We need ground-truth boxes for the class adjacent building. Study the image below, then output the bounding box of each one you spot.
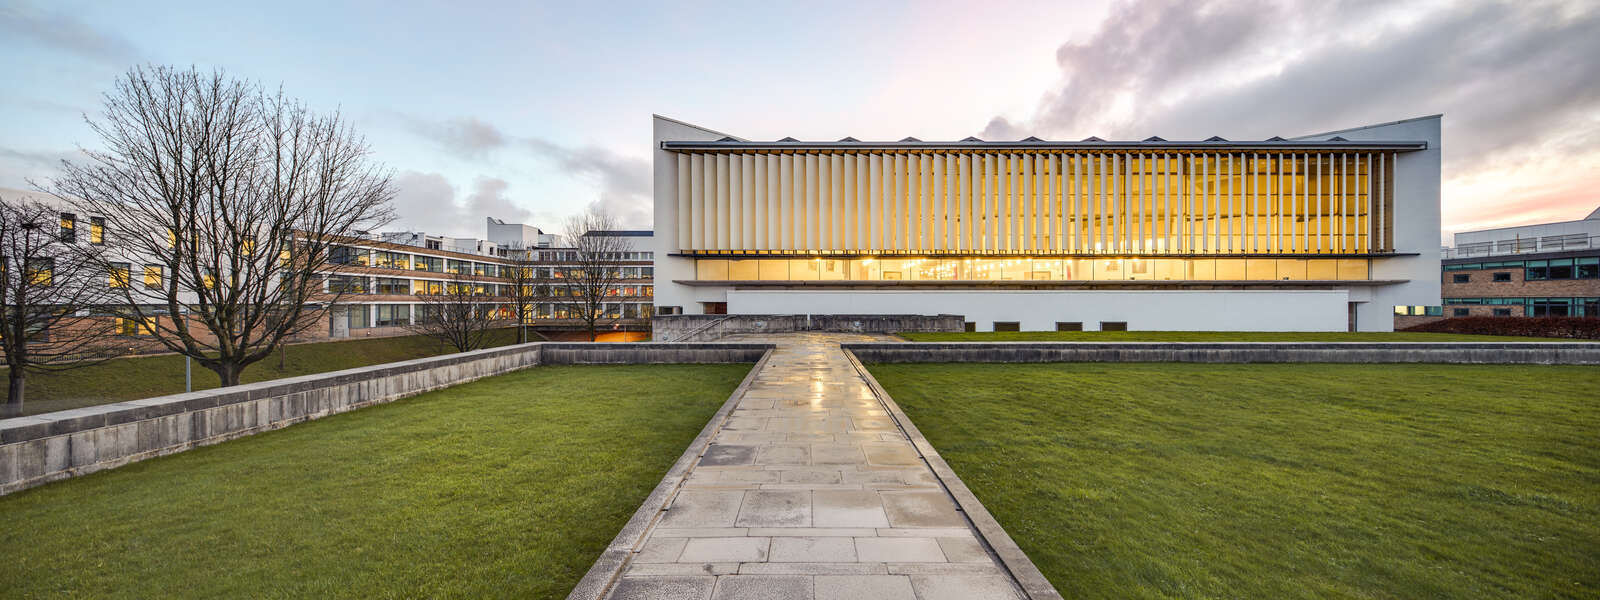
[651,115,1442,332]
[0,185,656,348]
[315,219,654,341]
[1418,206,1600,322]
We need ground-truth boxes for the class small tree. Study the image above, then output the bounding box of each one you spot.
[0,197,121,416]
[52,65,394,387]
[558,207,632,342]
[501,245,541,344]
[407,272,504,352]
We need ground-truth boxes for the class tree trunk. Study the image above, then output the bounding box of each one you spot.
[213,362,243,387]
[3,370,23,418]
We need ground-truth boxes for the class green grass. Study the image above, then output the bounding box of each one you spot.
[8,329,521,416]
[0,363,750,599]
[898,330,1572,342]
[869,362,1600,599]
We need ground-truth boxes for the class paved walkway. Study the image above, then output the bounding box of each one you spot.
[599,333,1025,600]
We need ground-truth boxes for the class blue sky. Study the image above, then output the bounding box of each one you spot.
[3,0,1596,243]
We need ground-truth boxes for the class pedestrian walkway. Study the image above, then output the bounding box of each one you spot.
[594,333,1027,600]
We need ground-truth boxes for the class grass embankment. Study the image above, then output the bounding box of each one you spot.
[870,362,1600,599]
[0,363,751,599]
[898,330,1571,342]
[8,329,521,416]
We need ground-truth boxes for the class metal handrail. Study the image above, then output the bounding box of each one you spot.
[1443,234,1599,259]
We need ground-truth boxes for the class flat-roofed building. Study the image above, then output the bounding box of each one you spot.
[650,115,1442,332]
[1419,206,1600,323]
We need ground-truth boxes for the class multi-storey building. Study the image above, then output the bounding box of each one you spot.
[1412,206,1600,324]
[651,115,1441,332]
[319,221,654,341]
[0,187,656,347]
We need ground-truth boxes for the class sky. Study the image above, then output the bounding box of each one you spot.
[2,0,1595,246]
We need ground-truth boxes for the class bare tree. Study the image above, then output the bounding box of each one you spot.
[49,65,395,387]
[0,197,122,416]
[500,244,542,344]
[559,208,632,342]
[407,272,504,352]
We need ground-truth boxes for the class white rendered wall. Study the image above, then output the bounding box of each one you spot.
[727,289,1351,332]
[1297,115,1441,331]
[653,115,737,314]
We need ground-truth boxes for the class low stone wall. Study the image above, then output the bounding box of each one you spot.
[653,314,964,342]
[844,342,1600,364]
[0,342,772,496]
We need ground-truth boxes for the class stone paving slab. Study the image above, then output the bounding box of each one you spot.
[582,333,1043,600]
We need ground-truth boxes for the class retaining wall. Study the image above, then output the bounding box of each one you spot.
[844,342,1600,364]
[0,342,771,496]
[653,314,964,341]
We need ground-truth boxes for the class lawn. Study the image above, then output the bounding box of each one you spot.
[898,330,1572,342]
[6,328,521,416]
[868,362,1600,599]
[0,363,751,599]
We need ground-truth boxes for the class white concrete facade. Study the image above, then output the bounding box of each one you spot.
[728,289,1350,332]
[652,115,1442,332]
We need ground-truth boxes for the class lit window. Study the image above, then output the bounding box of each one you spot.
[109,262,131,288]
[90,217,105,245]
[59,213,75,243]
[26,258,53,286]
[144,265,163,289]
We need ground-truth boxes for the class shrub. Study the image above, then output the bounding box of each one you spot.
[1400,316,1600,339]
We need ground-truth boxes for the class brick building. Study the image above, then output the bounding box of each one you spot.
[1398,205,1600,328]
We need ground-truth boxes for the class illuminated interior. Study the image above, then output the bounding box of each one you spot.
[693,257,1371,281]
[675,150,1395,256]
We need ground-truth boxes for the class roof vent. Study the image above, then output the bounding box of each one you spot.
[1204,135,1228,142]
[1327,136,1349,141]
[776,136,800,142]
[837,136,860,142]
[899,136,922,142]
[960,136,983,142]
[1142,136,1166,142]
[1264,136,1287,141]
[1081,136,1105,142]
[1020,136,1044,142]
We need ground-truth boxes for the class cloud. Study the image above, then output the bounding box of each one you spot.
[525,139,651,228]
[390,172,532,238]
[0,3,141,64]
[403,116,508,159]
[0,147,86,189]
[403,115,653,229]
[987,0,1600,237]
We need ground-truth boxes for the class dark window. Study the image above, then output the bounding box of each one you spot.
[1452,308,1469,317]
[1493,308,1513,317]
[992,321,1020,332]
[702,302,726,315]
[59,213,76,243]
[1451,273,1470,283]
[1055,321,1083,331]
[1492,272,1512,282]
[1100,321,1129,331]
[1525,260,1548,280]
[1548,259,1575,279]
[963,321,976,332]
[374,304,410,327]
[1530,300,1572,317]
[1578,259,1599,279]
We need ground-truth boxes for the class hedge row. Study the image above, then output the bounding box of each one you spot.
[1400,316,1600,339]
